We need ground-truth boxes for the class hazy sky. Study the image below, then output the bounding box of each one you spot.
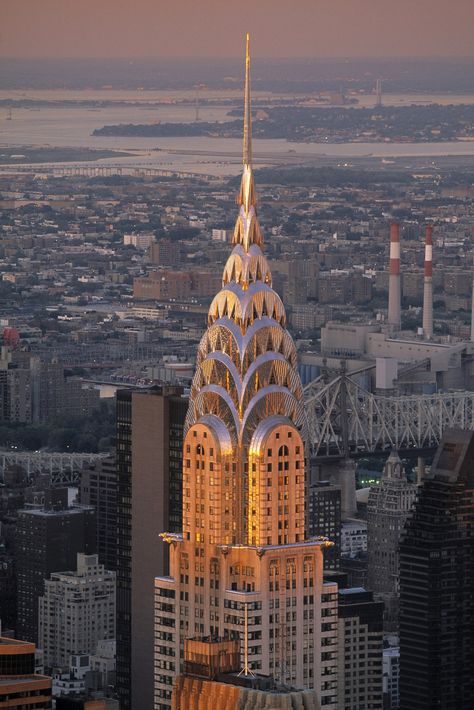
[2,0,474,58]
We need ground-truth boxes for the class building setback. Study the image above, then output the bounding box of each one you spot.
[115,386,186,710]
[16,489,96,644]
[38,553,115,669]
[171,637,320,709]
[399,429,474,709]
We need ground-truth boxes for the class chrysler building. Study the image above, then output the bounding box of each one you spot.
[154,35,338,709]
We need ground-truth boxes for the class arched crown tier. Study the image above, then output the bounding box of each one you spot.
[184,34,307,454]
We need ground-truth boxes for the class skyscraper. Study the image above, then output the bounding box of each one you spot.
[115,386,186,710]
[399,429,474,709]
[80,456,118,571]
[16,488,96,644]
[154,36,338,710]
[336,588,384,710]
[367,451,418,628]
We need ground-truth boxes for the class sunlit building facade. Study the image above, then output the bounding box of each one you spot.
[154,37,338,710]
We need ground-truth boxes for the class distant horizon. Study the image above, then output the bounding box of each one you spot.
[2,55,474,61]
[2,54,474,93]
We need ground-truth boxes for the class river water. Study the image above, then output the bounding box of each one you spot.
[2,90,474,176]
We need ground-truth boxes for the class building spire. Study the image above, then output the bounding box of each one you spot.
[237,33,258,231]
[243,32,252,167]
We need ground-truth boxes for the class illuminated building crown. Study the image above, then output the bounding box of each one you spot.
[185,34,306,449]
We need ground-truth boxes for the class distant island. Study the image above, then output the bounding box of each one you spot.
[93,120,242,138]
[93,104,474,144]
[0,146,133,165]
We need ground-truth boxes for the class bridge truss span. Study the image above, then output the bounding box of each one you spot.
[304,369,474,456]
[0,451,107,485]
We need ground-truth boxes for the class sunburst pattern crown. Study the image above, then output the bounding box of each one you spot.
[185,34,306,448]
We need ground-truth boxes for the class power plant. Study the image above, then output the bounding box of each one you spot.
[303,220,474,461]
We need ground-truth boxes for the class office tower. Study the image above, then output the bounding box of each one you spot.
[387,223,401,330]
[422,224,434,338]
[307,480,341,569]
[367,451,418,628]
[154,37,339,710]
[80,456,117,571]
[38,553,115,669]
[16,489,96,643]
[337,588,384,710]
[171,637,320,709]
[399,429,474,709]
[0,637,52,709]
[115,386,186,710]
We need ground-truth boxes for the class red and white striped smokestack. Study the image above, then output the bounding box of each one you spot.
[423,225,433,338]
[388,222,401,330]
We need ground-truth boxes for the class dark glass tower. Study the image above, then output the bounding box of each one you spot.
[80,455,117,571]
[16,489,96,643]
[399,429,474,710]
[115,386,186,710]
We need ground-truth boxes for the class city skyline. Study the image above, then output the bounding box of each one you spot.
[2,0,474,59]
[1,6,474,709]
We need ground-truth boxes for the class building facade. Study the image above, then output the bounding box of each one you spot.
[38,553,115,669]
[80,456,117,571]
[154,39,338,710]
[383,646,400,710]
[367,451,418,628]
[337,588,384,710]
[341,520,367,558]
[115,386,187,710]
[399,429,474,709]
[16,489,96,644]
[307,480,341,569]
